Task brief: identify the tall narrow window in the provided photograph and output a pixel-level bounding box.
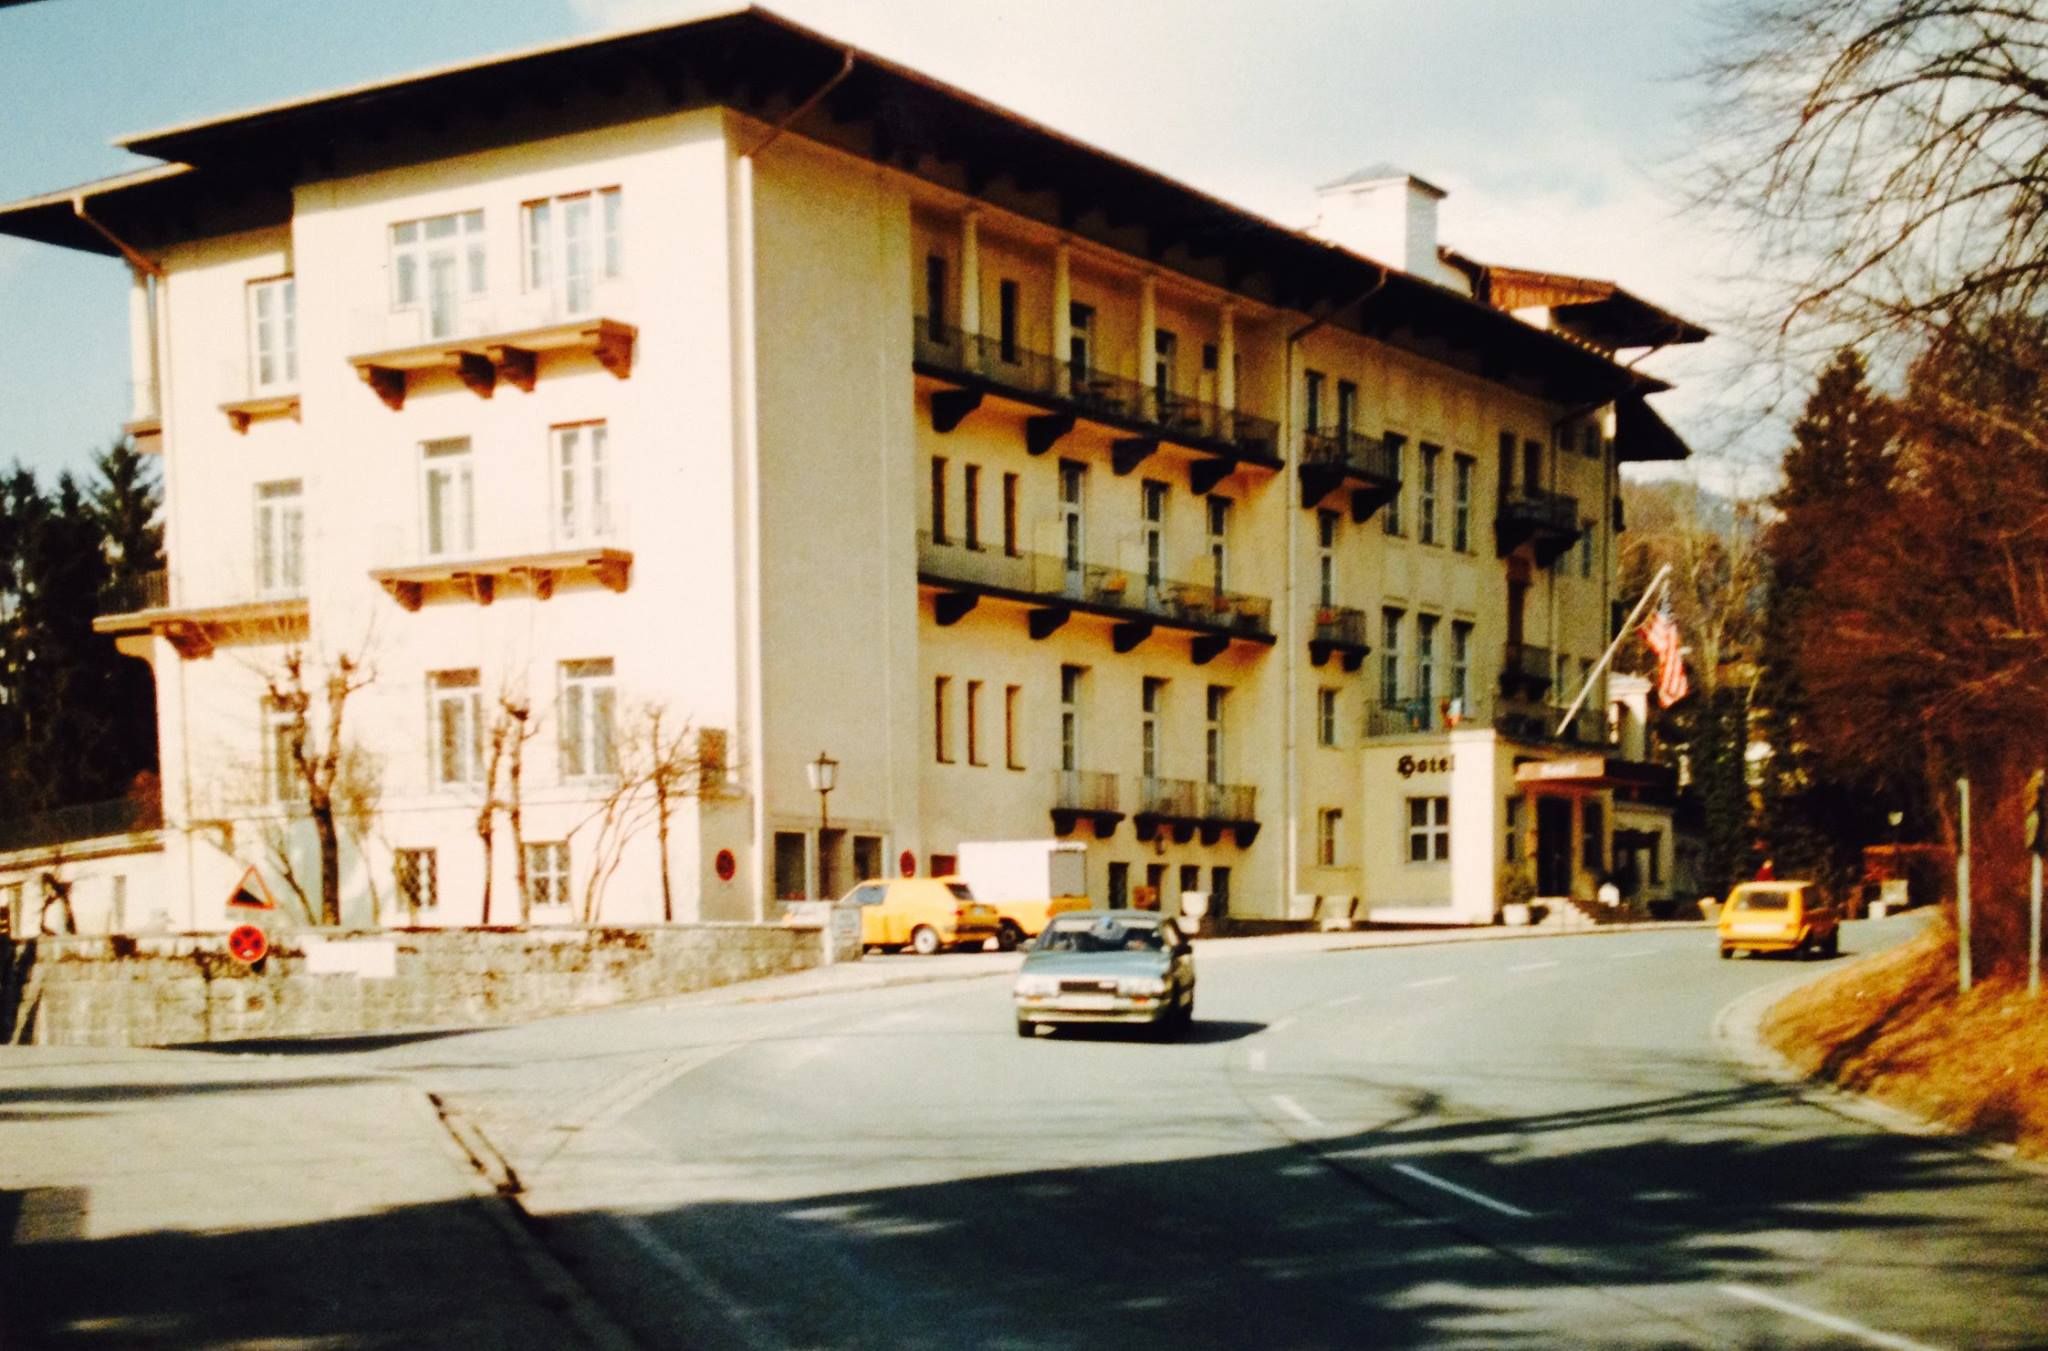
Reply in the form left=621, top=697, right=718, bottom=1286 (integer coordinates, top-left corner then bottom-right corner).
left=1318, top=808, right=1343, bottom=867
left=1381, top=607, right=1404, bottom=706
left=254, top=479, right=304, bottom=597
left=1499, top=429, right=1517, bottom=500
left=963, top=464, right=982, bottom=551
left=1451, top=620, right=1473, bottom=707
left=1154, top=329, right=1178, bottom=400
left=1317, top=509, right=1338, bottom=607
left=1005, top=684, right=1023, bottom=769
left=1417, top=614, right=1439, bottom=706
left=247, top=277, right=296, bottom=392
left=429, top=669, right=483, bottom=788
left=391, top=210, right=485, bottom=340
left=1002, top=472, right=1020, bottom=556
left=1579, top=521, right=1594, bottom=578
left=1205, top=685, right=1227, bottom=786
left=1382, top=433, right=1406, bottom=536
left=1059, top=459, right=1085, bottom=585
left=1068, top=302, right=1094, bottom=381
left=559, top=658, right=617, bottom=779
left=930, top=456, right=948, bottom=545
left=1142, top=677, right=1166, bottom=780
left=264, top=698, right=302, bottom=804
left=523, top=188, right=622, bottom=316
left=966, top=679, right=984, bottom=765
left=1059, top=664, right=1083, bottom=771
left=553, top=422, right=612, bottom=543
left=1419, top=444, right=1442, bottom=545
left=1207, top=496, right=1231, bottom=594
left=1504, top=796, right=1523, bottom=862
left=1304, top=370, right=1325, bottom=431
left=1524, top=439, right=1544, bottom=493
left=998, top=279, right=1020, bottom=363
left=1453, top=453, right=1474, bottom=552
left=1318, top=688, right=1338, bottom=748
left=925, top=254, right=947, bottom=339
left=421, top=438, right=475, bottom=559
left=1337, top=379, right=1358, bottom=442
left=934, top=675, right=953, bottom=763
left=1142, top=480, right=1168, bottom=595
left=1583, top=424, right=1602, bottom=460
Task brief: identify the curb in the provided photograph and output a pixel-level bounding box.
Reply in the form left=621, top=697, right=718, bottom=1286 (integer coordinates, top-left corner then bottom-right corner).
left=1711, top=964, right=2048, bottom=1181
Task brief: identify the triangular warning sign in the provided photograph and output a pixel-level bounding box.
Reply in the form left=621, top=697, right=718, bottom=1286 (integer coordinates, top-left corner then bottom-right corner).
left=226, top=865, right=277, bottom=911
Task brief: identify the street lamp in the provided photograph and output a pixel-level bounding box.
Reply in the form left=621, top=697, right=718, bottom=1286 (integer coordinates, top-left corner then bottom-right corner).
left=806, top=750, right=839, bottom=830
left=1889, top=809, right=1904, bottom=850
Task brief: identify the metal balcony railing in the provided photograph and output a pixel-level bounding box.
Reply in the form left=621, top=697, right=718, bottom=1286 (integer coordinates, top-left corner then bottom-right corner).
left=1301, top=426, right=1401, bottom=483
left=1054, top=769, right=1120, bottom=814
left=0, top=796, right=163, bottom=853
left=1202, top=781, right=1257, bottom=824
left=1311, top=605, right=1369, bottom=650
left=1365, top=695, right=1486, bottom=738
left=1136, top=776, right=1201, bottom=818
left=918, top=533, right=1273, bottom=639
left=912, top=318, right=1279, bottom=461
left=1500, top=640, right=1554, bottom=688
left=1493, top=702, right=1609, bottom=749
left=1496, top=487, right=1579, bottom=535
left=98, top=569, right=169, bottom=616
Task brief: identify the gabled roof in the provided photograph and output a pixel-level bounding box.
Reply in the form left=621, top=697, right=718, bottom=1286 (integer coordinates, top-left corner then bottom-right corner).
left=1446, top=254, right=1709, bottom=352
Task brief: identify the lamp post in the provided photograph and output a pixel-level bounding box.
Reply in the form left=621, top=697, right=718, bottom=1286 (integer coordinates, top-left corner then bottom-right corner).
left=806, top=751, right=839, bottom=831
left=1888, top=808, right=1903, bottom=850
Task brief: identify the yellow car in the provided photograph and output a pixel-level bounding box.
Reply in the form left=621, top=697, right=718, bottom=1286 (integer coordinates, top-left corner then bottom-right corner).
left=842, top=877, right=1001, bottom=955
left=940, top=876, right=1091, bottom=952
left=1718, top=880, right=1840, bottom=960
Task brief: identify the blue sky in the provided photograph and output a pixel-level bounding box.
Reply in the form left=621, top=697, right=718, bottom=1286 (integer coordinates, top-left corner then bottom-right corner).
left=0, top=0, right=1742, bottom=486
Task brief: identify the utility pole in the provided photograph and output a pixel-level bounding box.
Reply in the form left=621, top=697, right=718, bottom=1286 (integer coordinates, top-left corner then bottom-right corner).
left=2027, top=769, right=2045, bottom=998
left=1957, top=777, right=1972, bottom=995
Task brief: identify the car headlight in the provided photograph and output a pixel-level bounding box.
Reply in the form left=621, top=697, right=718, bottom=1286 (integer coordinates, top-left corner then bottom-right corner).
left=1118, top=976, right=1168, bottom=996
left=1015, top=975, right=1059, bottom=997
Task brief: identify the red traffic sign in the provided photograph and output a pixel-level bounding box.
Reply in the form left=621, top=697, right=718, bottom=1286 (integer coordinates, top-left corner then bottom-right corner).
left=227, top=924, right=268, bottom=965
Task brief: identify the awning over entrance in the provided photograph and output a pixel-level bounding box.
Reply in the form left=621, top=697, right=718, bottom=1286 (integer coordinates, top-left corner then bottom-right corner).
left=1513, top=756, right=1675, bottom=797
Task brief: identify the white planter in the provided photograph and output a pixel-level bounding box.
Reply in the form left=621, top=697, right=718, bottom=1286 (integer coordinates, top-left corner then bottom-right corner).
left=1502, top=902, right=1532, bottom=927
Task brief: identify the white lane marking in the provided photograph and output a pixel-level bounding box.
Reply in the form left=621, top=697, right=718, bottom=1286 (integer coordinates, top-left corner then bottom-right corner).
left=1607, top=948, right=1657, bottom=960
left=619, top=1214, right=777, bottom=1350
left=1718, top=1284, right=1945, bottom=1351
left=1388, top=1162, right=1535, bottom=1218
left=1269, top=1017, right=1297, bottom=1034
left=1506, top=960, right=1560, bottom=973
left=1404, top=975, right=1457, bottom=989
left=868, top=1009, right=924, bottom=1029
left=1270, top=1094, right=1326, bottom=1130
left=1328, top=993, right=1365, bottom=1007
left=1248, top=1048, right=1267, bottom=1073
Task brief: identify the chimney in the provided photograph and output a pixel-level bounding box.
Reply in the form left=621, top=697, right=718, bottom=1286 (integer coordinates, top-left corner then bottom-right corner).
left=1310, top=165, right=1464, bottom=291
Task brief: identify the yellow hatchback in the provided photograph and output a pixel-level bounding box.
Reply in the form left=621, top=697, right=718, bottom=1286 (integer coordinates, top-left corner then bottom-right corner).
left=842, top=877, right=1001, bottom=955
left=1718, top=880, right=1840, bottom=960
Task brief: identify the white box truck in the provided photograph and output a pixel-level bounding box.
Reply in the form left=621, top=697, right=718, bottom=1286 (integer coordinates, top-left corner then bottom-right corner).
left=954, top=839, right=1090, bottom=949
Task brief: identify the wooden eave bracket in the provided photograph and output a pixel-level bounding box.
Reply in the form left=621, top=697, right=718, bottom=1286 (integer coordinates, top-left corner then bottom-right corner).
left=222, top=394, right=302, bottom=433
left=160, top=619, right=214, bottom=660
left=361, top=365, right=407, bottom=411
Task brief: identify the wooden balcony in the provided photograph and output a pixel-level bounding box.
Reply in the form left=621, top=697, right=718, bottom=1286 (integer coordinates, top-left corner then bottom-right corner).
left=350, top=317, right=634, bottom=411
left=369, top=547, right=633, bottom=611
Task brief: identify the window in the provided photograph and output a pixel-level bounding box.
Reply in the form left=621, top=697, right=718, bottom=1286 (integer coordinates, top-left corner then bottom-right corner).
left=1583, top=800, right=1606, bottom=873
left=552, top=422, right=612, bottom=544
left=421, top=438, right=475, bottom=559
left=523, top=188, right=622, bottom=316
left=1380, top=607, right=1404, bottom=705
left=1317, top=510, right=1338, bottom=607
left=1206, top=497, right=1231, bottom=594
left=930, top=457, right=948, bottom=544
left=1205, top=685, right=1227, bottom=786
left=1304, top=369, right=1325, bottom=430
left=925, top=254, right=947, bottom=339
left=774, top=831, right=807, bottom=900
left=265, top=698, right=302, bottom=804
left=1579, top=521, right=1594, bottom=578
left=1211, top=866, right=1231, bottom=916
left=391, top=210, right=485, bottom=340
left=1141, top=677, right=1165, bottom=779
left=964, top=464, right=982, bottom=550
left=254, top=480, right=304, bottom=597
left=1318, top=808, right=1343, bottom=867
left=526, top=842, right=571, bottom=908
left=1154, top=329, right=1177, bottom=399
left=854, top=835, right=883, bottom=883
left=1142, top=480, right=1168, bottom=594
left=1180, top=864, right=1201, bottom=900
left=934, top=675, right=953, bottom=763
left=1382, top=433, right=1406, bottom=536
left=1005, top=685, right=1023, bottom=769
left=1453, top=454, right=1474, bottom=552
left=1417, top=614, right=1439, bottom=705
left=1317, top=688, right=1338, bottom=747
left=1002, top=472, right=1020, bottom=556
left=1524, top=439, right=1544, bottom=493
left=247, top=276, right=296, bottom=391
left=1452, top=621, right=1473, bottom=707
left=1337, top=380, right=1358, bottom=441
left=966, top=679, right=984, bottom=765
left=1107, top=861, right=1129, bottom=910
left=395, top=848, right=438, bottom=911
left=1059, top=459, right=1085, bottom=578
left=1068, top=302, right=1094, bottom=380
left=1407, top=796, right=1450, bottom=863
left=1059, top=665, right=1083, bottom=771
left=1583, top=424, right=1602, bottom=460
left=998, top=279, right=1020, bottom=363
left=430, top=669, right=483, bottom=788
left=559, top=658, right=617, bottom=779
left=1499, top=429, right=1517, bottom=499
left=1505, top=796, right=1523, bottom=862
left=1419, top=444, right=1441, bottom=545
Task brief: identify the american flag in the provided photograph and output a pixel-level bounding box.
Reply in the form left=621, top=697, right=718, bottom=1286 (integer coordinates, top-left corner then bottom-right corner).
left=1640, top=592, right=1689, bottom=707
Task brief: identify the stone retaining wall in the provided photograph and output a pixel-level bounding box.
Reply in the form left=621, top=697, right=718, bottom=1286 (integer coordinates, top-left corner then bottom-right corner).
left=9, top=921, right=853, bottom=1047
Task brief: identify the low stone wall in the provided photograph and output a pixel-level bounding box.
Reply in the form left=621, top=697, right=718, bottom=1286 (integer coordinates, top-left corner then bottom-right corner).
left=10, top=921, right=854, bottom=1048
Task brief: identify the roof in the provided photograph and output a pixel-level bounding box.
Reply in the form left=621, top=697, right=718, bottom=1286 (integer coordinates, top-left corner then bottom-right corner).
left=1448, top=256, right=1710, bottom=351
left=1317, top=164, right=1447, bottom=198
left=1615, top=394, right=1693, bottom=463
left=0, top=5, right=1669, bottom=407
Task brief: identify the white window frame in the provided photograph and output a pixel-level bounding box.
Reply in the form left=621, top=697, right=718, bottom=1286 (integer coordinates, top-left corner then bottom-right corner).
left=265, top=698, right=303, bottom=805
left=1206, top=496, right=1231, bottom=594
left=552, top=421, right=613, bottom=544
left=526, top=841, right=572, bottom=909
left=1417, top=614, right=1439, bottom=706
left=1419, top=444, right=1441, bottom=546
left=1317, top=688, right=1338, bottom=748
left=1205, top=685, right=1227, bottom=786
left=1453, top=453, right=1474, bottom=552
left=421, top=438, right=475, bottom=560
left=1407, top=796, right=1450, bottom=864
left=1141, top=677, right=1165, bottom=780
left=1142, top=480, right=1167, bottom=595
left=390, top=210, right=485, bottom=340
left=254, top=479, right=304, bottom=597
left=523, top=188, right=622, bottom=318
left=1380, top=608, right=1404, bottom=706
left=1452, top=620, right=1473, bottom=707
left=429, top=669, right=484, bottom=789
left=1317, top=510, right=1338, bottom=607
left=559, top=658, right=618, bottom=780
left=247, top=276, right=297, bottom=392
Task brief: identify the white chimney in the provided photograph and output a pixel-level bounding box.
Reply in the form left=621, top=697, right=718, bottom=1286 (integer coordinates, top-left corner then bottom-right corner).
left=1310, top=165, right=1465, bottom=291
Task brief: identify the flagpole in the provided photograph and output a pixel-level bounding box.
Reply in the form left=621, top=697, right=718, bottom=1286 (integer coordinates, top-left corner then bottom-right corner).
left=1554, top=562, right=1672, bottom=739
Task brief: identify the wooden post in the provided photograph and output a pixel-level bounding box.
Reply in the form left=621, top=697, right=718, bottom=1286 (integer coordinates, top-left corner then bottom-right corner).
left=1958, top=776, right=1972, bottom=994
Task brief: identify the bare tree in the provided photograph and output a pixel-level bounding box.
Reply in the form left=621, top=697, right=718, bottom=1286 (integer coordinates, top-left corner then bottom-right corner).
left=262, top=646, right=374, bottom=926
left=573, top=704, right=720, bottom=923
left=1618, top=476, right=1769, bottom=694
left=475, top=709, right=512, bottom=926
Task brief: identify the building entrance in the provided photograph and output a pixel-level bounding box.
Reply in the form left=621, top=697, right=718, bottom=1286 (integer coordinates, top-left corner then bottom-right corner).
left=1536, top=796, right=1573, bottom=896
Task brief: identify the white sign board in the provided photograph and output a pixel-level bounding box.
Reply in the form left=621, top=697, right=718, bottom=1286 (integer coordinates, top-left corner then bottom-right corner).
left=303, top=937, right=398, bottom=980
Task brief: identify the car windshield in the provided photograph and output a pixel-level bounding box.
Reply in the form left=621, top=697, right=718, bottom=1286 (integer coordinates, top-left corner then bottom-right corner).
left=1732, top=889, right=1793, bottom=911
left=946, top=883, right=976, bottom=903
left=1036, top=917, right=1166, bottom=953
left=844, top=884, right=887, bottom=907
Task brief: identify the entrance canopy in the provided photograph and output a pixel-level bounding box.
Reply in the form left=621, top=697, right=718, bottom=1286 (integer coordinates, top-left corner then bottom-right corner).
left=1514, top=756, right=1675, bottom=798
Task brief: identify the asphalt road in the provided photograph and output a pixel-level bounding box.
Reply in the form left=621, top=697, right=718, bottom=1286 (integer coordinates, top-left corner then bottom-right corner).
left=387, top=919, right=2048, bottom=1350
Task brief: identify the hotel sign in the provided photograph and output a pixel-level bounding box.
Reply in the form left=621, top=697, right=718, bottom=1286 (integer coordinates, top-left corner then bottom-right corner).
left=1516, top=756, right=1608, bottom=783
left=1396, top=754, right=1454, bottom=778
